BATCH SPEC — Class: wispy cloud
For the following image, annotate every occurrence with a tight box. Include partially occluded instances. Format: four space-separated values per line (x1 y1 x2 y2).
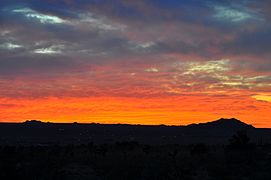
0 42 23 50
213 6 255 22
12 7 66 24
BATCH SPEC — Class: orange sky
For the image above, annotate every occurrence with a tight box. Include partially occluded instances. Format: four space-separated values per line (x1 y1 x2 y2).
0 58 271 127
1 94 270 127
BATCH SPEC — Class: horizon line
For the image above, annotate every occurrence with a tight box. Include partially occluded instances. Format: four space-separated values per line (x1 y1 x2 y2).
0 117 258 127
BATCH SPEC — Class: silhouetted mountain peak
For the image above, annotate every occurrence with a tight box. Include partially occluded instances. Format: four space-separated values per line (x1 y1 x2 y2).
23 120 45 125
187 118 254 129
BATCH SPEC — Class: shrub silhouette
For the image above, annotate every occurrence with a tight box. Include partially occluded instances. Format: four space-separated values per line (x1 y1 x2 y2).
0 141 271 179
228 131 252 150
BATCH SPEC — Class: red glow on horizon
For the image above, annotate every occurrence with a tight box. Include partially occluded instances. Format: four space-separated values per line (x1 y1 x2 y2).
0 95 270 128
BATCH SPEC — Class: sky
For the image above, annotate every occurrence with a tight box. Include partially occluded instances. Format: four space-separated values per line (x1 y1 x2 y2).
0 0 271 127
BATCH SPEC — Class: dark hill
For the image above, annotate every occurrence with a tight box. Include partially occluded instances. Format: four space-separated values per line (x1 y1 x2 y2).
0 118 268 145
187 118 254 130
23 120 45 125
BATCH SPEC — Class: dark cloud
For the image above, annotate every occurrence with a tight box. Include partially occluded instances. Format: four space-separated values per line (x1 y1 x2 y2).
222 27 271 56
0 0 270 98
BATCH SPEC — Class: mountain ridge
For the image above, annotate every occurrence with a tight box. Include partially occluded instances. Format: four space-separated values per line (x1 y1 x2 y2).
187 118 254 129
0 118 268 145
21 118 254 129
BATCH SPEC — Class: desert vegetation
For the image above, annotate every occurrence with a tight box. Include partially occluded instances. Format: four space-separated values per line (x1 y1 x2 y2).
1 133 271 180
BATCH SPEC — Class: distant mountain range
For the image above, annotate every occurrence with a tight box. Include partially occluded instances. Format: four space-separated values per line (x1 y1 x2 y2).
0 118 269 145
23 118 254 128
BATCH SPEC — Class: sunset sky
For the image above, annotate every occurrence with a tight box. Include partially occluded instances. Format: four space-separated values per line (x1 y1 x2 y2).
1 0 271 127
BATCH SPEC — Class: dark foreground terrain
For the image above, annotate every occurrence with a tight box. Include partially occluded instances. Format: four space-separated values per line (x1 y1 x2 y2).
1 118 271 146
1 118 271 179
